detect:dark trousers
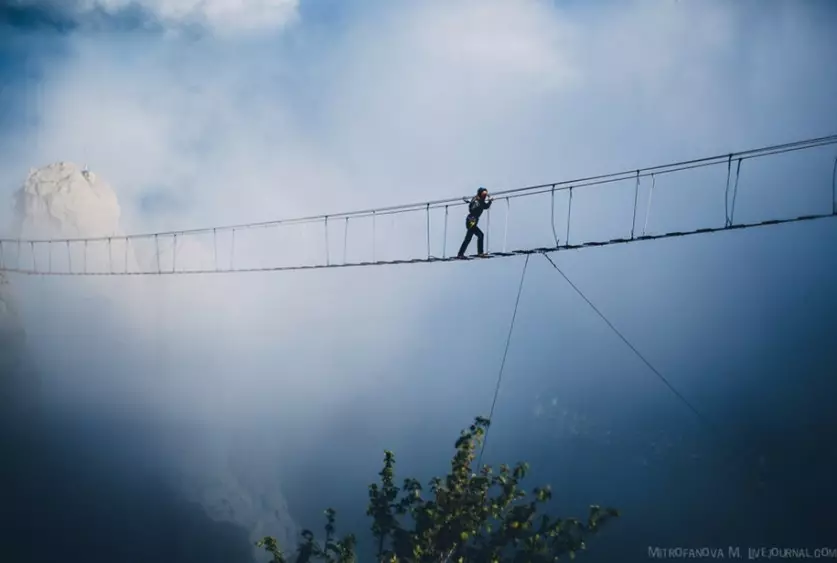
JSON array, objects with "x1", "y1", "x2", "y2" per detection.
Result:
[{"x1": 457, "y1": 218, "x2": 484, "y2": 256}]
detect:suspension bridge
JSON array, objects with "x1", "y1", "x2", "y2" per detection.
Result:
[{"x1": 1, "y1": 133, "x2": 835, "y2": 276}]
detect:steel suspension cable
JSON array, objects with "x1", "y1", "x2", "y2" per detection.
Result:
[
  {"x1": 477, "y1": 254, "x2": 530, "y2": 468},
  {"x1": 538, "y1": 252, "x2": 765, "y2": 483},
  {"x1": 540, "y1": 253, "x2": 718, "y2": 434}
]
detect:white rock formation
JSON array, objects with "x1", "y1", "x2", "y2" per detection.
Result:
[
  {"x1": 16, "y1": 162, "x2": 122, "y2": 240},
  {"x1": 11, "y1": 161, "x2": 143, "y2": 277}
]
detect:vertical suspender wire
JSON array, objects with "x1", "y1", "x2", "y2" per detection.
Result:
[
  {"x1": 31, "y1": 242, "x2": 36, "y2": 273},
  {"x1": 566, "y1": 187, "x2": 574, "y2": 245},
  {"x1": 391, "y1": 214, "x2": 397, "y2": 260},
  {"x1": 344, "y1": 217, "x2": 349, "y2": 265},
  {"x1": 372, "y1": 211, "x2": 377, "y2": 263},
  {"x1": 724, "y1": 154, "x2": 733, "y2": 227},
  {"x1": 48, "y1": 242, "x2": 52, "y2": 274},
  {"x1": 831, "y1": 155, "x2": 837, "y2": 215},
  {"x1": 213, "y1": 228, "x2": 218, "y2": 272},
  {"x1": 67, "y1": 241, "x2": 72, "y2": 273},
  {"x1": 486, "y1": 207, "x2": 491, "y2": 253},
  {"x1": 324, "y1": 216, "x2": 330, "y2": 266},
  {"x1": 426, "y1": 203, "x2": 431, "y2": 259},
  {"x1": 275, "y1": 223, "x2": 282, "y2": 269},
  {"x1": 631, "y1": 170, "x2": 640, "y2": 239},
  {"x1": 124, "y1": 237, "x2": 129, "y2": 274},
  {"x1": 442, "y1": 205, "x2": 449, "y2": 259},
  {"x1": 230, "y1": 229, "x2": 236, "y2": 271},
  {"x1": 730, "y1": 158, "x2": 742, "y2": 226},
  {"x1": 0, "y1": 241, "x2": 4, "y2": 270},
  {"x1": 17, "y1": 240, "x2": 21, "y2": 270},
  {"x1": 550, "y1": 186, "x2": 559, "y2": 247},
  {"x1": 155, "y1": 234, "x2": 161, "y2": 274},
  {"x1": 477, "y1": 253, "x2": 530, "y2": 468},
  {"x1": 643, "y1": 174, "x2": 656, "y2": 237},
  {"x1": 503, "y1": 197, "x2": 510, "y2": 253},
  {"x1": 172, "y1": 234, "x2": 178, "y2": 273},
  {"x1": 108, "y1": 238, "x2": 113, "y2": 274},
  {"x1": 84, "y1": 241, "x2": 88, "y2": 274},
  {"x1": 832, "y1": 156, "x2": 837, "y2": 215}
]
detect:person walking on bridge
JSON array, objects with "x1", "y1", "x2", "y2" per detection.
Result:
[{"x1": 457, "y1": 187, "x2": 493, "y2": 258}]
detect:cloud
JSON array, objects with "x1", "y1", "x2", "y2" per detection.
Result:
[
  {"x1": 2, "y1": 0, "x2": 837, "y2": 549},
  {"x1": 3, "y1": 0, "x2": 836, "y2": 418},
  {"x1": 3, "y1": 0, "x2": 300, "y2": 33},
  {"x1": 0, "y1": 0, "x2": 833, "y2": 435}
]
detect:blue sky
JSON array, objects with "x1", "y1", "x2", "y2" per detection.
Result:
[{"x1": 2, "y1": 0, "x2": 837, "y2": 560}]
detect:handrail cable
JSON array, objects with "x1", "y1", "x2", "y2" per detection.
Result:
[{"x1": 7, "y1": 134, "x2": 836, "y2": 244}]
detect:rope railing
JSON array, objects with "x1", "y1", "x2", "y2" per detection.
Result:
[
  {"x1": 0, "y1": 212, "x2": 832, "y2": 276},
  {"x1": 4, "y1": 133, "x2": 835, "y2": 245},
  {"x1": 1, "y1": 133, "x2": 835, "y2": 276}
]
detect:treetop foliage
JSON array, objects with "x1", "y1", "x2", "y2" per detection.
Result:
[{"x1": 258, "y1": 416, "x2": 618, "y2": 563}]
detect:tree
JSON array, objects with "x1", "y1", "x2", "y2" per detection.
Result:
[{"x1": 258, "y1": 416, "x2": 618, "y2": 562}]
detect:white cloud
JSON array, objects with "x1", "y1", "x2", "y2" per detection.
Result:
[
  {"x1": 5, "y1": 0, "x2": 836, "y2": 412},
  {"x1": 2, "y1": 0, "x2": 836, "y2": 505}
]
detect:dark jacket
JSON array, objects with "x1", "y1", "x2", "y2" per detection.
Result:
[{"x1": 467, "y1": 196, "x2": 492, "y2": 223}]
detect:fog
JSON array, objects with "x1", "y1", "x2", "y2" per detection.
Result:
[{"x1": 1, "y1": 1, "x2": 836, "y2": 561}]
